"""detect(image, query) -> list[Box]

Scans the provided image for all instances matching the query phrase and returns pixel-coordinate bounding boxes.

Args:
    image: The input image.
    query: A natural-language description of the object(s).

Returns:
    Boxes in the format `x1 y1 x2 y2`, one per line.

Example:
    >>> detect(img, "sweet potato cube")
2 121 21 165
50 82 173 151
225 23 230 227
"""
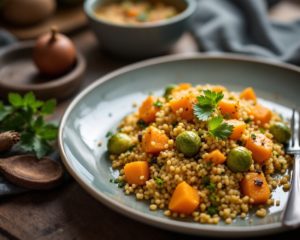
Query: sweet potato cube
124 161 149 185
241 172 270 204
138 96 159 123
218 99 239 119
169 181 200 214
142 126 169 154
240 87 257 101
204 149 226 165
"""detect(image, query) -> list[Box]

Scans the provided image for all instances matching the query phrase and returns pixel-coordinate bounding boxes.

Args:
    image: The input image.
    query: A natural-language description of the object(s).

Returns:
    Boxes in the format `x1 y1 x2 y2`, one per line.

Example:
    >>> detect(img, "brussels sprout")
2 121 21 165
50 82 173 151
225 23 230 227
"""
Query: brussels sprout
107 133 132 154
227 147 252 172
270 122 291 144
163 84 177 98
176 131 201 157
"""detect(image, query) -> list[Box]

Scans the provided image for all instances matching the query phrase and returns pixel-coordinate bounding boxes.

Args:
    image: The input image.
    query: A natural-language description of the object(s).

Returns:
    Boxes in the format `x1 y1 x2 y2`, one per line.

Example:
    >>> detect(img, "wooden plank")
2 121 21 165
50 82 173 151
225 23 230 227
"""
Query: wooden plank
0 7 88 40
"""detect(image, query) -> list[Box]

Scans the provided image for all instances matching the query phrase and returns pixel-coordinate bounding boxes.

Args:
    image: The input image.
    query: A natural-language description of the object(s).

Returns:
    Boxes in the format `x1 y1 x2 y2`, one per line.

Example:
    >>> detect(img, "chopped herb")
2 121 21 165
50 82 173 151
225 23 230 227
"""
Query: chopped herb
136 12 148 22
128 145 136 152
254 179 263 187
202 176 210 185
193 90 224 121
208 116 233 139
251 134 256 140
172 121 178 127
207 182 216 192
149 157 157 164
207 206 218 216
245 118 252 123
209 193 218 205
106 131 113 138
110 178 125 188
153 100 163 108
154 177 164 187
259 128 265 133
137 119 148 129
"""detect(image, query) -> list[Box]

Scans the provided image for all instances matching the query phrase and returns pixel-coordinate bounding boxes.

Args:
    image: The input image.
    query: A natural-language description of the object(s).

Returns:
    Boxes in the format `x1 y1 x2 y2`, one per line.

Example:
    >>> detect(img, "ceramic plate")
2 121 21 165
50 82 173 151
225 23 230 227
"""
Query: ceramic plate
59 54 300 237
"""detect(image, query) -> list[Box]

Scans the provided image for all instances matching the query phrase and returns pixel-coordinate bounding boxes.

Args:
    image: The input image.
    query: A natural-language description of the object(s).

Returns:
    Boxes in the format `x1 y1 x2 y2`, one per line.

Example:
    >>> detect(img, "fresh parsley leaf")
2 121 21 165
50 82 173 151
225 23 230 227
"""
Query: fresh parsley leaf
193 90 224 121
24 92 36 108
33 137 52 159
208 116 233 139
8 93 23 108
41 99 56 115
153 100 163 108
38 123 58 140
193 104 214 121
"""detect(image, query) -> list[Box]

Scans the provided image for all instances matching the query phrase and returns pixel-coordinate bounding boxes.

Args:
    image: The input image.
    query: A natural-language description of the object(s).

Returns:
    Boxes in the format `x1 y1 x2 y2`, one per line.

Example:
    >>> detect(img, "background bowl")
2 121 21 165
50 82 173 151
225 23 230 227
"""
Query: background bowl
84 0 197 58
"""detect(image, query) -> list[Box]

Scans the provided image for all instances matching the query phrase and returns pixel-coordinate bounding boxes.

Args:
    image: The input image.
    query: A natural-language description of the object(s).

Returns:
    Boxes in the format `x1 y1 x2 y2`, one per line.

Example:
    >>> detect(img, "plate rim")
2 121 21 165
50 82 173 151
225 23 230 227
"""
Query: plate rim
59 53 299 237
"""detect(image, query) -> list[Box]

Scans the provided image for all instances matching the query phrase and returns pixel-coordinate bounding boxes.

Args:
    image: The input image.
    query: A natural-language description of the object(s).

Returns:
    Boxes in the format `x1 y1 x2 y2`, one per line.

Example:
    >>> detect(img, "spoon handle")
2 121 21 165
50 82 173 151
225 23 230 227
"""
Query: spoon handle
282 153 300 228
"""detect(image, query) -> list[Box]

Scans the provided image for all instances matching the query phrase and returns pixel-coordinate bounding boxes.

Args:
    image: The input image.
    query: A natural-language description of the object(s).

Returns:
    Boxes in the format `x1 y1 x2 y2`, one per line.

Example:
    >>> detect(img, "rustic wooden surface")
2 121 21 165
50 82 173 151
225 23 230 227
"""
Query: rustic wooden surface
0 6 87 40
1 1 300 239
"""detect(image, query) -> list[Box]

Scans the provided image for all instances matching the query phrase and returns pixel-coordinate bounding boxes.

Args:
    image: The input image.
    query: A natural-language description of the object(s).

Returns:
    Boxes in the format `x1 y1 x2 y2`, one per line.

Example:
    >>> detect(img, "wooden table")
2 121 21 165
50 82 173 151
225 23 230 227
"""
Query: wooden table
1 1 300 239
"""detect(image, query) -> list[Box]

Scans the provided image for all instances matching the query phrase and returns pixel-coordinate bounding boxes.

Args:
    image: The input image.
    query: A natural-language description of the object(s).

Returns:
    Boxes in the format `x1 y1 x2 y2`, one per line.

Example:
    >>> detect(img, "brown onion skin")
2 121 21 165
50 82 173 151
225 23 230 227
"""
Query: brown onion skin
33 29 76 77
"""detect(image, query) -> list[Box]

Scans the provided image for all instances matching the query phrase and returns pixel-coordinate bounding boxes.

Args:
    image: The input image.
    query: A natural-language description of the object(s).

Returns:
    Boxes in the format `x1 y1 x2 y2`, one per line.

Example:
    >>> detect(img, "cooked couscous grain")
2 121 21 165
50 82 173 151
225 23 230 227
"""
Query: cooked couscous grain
107 84 292 224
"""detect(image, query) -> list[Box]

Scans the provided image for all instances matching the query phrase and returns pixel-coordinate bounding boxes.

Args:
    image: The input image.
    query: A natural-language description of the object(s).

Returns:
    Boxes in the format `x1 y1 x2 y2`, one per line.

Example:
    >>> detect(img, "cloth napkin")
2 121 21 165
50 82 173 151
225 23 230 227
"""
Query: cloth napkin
191 0 300 65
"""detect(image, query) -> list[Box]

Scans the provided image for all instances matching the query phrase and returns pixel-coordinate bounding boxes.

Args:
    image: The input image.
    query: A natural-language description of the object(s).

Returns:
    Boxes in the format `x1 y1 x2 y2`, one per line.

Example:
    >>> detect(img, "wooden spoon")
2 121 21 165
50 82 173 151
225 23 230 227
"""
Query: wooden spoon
0 155 63 190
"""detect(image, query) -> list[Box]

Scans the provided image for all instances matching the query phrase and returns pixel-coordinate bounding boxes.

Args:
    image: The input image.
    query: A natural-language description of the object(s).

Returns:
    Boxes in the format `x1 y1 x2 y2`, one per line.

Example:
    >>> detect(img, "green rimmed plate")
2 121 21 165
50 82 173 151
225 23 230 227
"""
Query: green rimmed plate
58 54 300 237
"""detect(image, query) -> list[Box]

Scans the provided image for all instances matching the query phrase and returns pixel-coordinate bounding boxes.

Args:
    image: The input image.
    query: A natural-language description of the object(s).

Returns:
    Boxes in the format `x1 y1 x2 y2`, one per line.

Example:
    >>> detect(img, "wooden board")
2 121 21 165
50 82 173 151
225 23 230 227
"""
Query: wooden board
0 7 88 40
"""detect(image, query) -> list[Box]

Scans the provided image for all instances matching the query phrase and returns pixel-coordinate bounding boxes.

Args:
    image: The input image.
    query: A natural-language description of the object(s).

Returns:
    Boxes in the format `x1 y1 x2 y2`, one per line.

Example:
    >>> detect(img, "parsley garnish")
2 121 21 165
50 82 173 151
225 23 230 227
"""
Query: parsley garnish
207 206 218 216
153 100 163 108
206 182 216 192
154 177 164 187
106 131 113 138
193 90 224 121
251 133 256 140
137 119 148 129
208 116 233 139
0 92 57 158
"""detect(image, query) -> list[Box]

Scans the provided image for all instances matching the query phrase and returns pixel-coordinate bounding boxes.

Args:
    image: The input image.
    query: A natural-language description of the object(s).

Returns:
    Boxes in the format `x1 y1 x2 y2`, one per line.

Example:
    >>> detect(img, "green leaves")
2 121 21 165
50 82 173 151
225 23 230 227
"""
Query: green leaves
153 100 163 108
193 90 224 121
0 92 58 158
208 116 233 140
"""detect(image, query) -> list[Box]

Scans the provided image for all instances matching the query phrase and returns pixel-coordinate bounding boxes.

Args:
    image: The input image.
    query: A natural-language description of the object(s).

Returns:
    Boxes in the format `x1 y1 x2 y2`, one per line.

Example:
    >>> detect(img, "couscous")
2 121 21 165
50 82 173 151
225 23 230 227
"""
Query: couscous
94 0 179 25
107 83 292 224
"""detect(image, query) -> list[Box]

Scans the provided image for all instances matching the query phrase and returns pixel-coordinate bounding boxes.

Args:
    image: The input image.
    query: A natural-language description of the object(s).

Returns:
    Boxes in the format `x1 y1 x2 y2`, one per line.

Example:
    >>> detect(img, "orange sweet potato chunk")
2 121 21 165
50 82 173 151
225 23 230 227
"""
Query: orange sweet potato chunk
124 161 149 185
138 96 159 123
240 87 257 101
245 133 272 164
142 126 169 154
241 172 270 204
226 119 246 140
169 93 197 121
250 104 272 125
204 150 226 165
218 99 239 119
169 181 200 214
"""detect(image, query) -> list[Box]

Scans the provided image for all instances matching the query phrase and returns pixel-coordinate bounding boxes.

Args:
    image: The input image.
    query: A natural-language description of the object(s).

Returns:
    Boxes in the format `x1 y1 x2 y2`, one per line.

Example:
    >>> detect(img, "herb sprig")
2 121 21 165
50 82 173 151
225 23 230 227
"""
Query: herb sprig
0 92 58 158
208 116 233 140
193 90 224 121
